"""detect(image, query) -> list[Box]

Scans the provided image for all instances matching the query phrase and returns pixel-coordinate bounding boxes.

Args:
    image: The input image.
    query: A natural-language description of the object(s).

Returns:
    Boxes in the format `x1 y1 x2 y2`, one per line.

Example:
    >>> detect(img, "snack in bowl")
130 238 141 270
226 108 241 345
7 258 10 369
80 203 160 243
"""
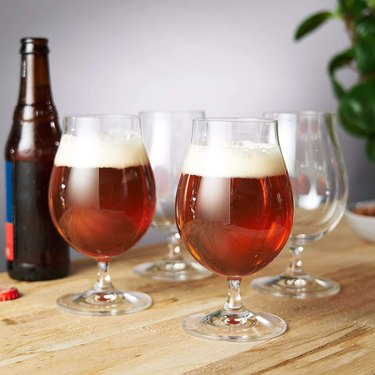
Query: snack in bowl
345 200 375 242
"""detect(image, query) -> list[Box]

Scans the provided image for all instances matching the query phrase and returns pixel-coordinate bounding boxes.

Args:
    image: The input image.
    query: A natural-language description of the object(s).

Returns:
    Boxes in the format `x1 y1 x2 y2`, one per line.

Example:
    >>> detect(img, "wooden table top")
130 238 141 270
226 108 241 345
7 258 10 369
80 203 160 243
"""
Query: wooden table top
0 219 374 375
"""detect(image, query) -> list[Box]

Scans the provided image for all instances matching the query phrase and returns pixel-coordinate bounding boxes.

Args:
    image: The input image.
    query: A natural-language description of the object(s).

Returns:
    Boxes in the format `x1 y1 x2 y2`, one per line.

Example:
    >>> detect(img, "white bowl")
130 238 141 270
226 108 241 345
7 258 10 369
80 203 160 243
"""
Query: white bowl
345 200 375 242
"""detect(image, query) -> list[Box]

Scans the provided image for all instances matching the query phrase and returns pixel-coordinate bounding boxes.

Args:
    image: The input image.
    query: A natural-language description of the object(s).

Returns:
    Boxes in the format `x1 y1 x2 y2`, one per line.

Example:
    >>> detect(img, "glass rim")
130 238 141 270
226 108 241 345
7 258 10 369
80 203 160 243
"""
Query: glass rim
194 117 277 124
139 110 205 116
263 111 334 117
63 114 140 121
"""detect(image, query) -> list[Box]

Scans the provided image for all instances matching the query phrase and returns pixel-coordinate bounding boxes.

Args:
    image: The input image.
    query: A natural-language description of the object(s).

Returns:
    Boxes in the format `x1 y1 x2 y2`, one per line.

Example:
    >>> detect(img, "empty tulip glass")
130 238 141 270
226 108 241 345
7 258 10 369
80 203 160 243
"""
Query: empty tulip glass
134 111 211 281
252 112 348 299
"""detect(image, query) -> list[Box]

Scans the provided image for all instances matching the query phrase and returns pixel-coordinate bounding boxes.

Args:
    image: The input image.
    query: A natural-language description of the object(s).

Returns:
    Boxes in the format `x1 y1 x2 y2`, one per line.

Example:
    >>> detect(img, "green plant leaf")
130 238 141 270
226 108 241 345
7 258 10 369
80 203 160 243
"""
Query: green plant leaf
366 136 375 164
356 15 375 37
355 35 375 74
338 81 375 136
338 0 368 17
297 0 375 165
365 0 375 10
328 48 354 98
294 11 333 40
339 105 369 136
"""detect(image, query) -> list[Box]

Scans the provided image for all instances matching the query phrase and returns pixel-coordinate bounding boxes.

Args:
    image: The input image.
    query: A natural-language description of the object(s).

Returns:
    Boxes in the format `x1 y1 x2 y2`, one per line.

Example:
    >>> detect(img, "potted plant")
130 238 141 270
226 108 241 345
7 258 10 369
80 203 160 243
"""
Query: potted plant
295 0 375 164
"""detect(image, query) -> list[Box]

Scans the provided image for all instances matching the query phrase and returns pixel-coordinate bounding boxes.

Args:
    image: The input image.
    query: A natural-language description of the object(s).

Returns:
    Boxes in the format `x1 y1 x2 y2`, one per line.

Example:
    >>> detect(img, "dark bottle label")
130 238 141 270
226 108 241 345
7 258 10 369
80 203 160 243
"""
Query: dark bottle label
5 160 69 280
5 161 14 261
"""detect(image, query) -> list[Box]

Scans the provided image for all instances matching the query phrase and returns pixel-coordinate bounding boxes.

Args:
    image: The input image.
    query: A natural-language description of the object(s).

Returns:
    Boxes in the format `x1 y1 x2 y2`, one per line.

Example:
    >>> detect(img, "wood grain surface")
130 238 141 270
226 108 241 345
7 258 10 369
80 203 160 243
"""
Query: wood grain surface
0 219 374 375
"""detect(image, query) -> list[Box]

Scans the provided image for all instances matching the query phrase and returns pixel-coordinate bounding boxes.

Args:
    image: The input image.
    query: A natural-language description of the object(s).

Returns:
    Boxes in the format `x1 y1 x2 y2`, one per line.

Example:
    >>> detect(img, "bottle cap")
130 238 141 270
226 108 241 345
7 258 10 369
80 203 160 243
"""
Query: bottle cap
0 285 20 301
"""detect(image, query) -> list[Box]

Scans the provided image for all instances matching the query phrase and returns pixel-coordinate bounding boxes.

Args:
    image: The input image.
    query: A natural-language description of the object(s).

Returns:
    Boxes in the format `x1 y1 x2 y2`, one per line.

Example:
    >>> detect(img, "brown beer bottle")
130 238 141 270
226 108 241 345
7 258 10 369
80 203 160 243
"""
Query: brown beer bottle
4 38 70 281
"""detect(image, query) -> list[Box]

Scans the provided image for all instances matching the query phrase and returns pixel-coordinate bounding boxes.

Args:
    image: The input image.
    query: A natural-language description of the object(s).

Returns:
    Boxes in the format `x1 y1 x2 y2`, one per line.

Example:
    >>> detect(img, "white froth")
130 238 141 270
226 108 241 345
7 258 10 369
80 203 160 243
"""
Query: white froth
55 134 149 168
182 144 285 178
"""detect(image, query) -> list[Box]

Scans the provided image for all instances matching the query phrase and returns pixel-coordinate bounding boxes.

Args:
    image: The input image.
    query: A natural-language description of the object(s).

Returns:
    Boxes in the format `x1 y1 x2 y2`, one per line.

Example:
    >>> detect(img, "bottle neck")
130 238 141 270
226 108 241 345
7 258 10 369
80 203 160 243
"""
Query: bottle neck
18 52 54 106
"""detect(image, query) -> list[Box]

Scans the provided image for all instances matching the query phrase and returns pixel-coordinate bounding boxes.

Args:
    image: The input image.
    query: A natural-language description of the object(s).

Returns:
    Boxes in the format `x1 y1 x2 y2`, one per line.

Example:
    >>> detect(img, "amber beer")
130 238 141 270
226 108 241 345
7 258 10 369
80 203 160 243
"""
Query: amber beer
49 134 156 261
176 144 294 277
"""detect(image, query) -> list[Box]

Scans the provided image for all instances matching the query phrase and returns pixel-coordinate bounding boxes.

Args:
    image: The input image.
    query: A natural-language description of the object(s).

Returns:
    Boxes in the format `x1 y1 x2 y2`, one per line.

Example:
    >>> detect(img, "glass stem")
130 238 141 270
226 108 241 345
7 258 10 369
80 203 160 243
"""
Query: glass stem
94 262 115 293
286 246 306 277
223 278 245 312
165 233 183 261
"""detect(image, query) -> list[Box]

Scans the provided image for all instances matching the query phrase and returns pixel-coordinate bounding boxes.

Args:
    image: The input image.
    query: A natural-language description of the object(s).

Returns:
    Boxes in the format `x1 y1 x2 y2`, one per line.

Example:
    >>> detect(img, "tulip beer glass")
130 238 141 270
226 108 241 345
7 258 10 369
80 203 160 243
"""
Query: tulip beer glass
252 112 348 298
134 111 211 281
49 115 156 315
176 118 294 341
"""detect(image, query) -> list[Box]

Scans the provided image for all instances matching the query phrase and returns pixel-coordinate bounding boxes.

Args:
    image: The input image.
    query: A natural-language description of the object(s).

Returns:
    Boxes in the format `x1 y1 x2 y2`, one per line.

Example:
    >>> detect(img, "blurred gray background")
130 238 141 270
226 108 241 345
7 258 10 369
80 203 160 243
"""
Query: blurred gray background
1 0 374 272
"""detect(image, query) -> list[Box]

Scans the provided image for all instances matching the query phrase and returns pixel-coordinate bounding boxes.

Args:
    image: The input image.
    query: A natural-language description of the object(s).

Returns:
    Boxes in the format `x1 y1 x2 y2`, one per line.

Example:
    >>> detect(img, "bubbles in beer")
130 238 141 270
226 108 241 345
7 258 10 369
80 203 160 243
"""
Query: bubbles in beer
182 143 285 178
54 133 149 169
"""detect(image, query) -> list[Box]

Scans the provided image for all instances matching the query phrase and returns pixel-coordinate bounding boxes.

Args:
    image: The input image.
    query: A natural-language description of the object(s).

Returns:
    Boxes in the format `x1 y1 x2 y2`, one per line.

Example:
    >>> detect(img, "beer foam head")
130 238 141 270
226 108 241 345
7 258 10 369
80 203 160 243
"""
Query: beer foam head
55 133 150 168
182 143 286 178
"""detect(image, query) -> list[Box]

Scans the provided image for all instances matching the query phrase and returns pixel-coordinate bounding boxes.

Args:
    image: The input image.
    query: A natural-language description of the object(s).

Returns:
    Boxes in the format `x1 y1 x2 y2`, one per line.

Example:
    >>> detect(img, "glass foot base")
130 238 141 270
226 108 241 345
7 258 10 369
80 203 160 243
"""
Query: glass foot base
133 259 212 282
182 309 287 342
251 274 340 299
56 288 152 316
